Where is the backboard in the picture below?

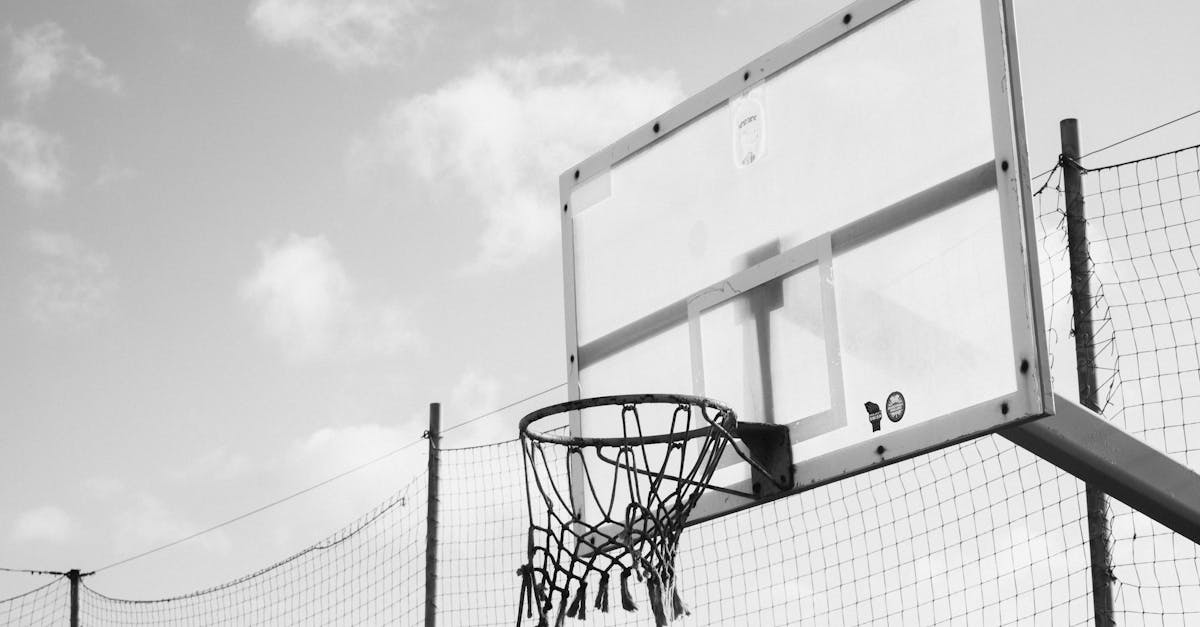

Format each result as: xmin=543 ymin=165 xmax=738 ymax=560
xmin=559 ymin=0 xmax=1051 ymax=524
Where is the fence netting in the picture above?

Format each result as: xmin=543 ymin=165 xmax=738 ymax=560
xmin=76 ymin=472 xmax=427 ymax=625
xmin=3 ymin=145 xmax=1200 ymax=625
xmin=0 ymin=577 xmax=68 ymax=626
xmin=1061 ymin=145 xmax=1200 ymax=625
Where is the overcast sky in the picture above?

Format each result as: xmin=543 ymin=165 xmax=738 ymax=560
xmin=3 ymin=0 xmax=1200 ymax=602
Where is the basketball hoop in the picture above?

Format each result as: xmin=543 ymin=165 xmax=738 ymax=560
xmin=516 ymin=394 xmax=789 ymax=626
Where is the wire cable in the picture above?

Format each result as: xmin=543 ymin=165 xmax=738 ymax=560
xmin=1080 ymin=107 xmax=1200 ymax=160
xmin=1032 ymin=106 xmax=1200 ymax=181
xmin=91 ymin=437 xmax=427 ymax=573
xmin=0 ymin=568 xmax=71 ymax=577
xmin=441 ymin=381 xmax=565 ymax=436
xmin=91 ymin=380 xmax=566 ymax=574
xmin=1082 ymin=141 xmax=1200 ymax=174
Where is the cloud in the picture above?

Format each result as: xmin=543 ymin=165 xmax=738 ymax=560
xmin=442 ymin=370 xmax=512 ymax=445
xmin=168 ymin=447 xmax=252 ymax=483
xmin=240 ymin=233 xmax=416 ymax=361
xmin=450 ymin=370 xmax=501 ymax=417
xmin=0 ymin=119 xmax=64 ymax=198
xmin=351 ymin=51 xmax=683 ymax=271
xmin=275 ymin=421 xmax=424 ymax=542
xmin=112 ymin=493 xmax=231 ymax=556
xmin=248 ymin=0 xmax=429 ymax=70
xmin=82 ymin=476 xmax=126 ymax=499
xmin=10 ymin=506 xmax=74 ymax=544
xmin=288 ymin=423 xmax=415 ymax=480
xmin=24 ymin=230 xmax=117 ymax=328
xmin=7 ymin=22 xmax=121 ymax=103
xmin=94 ymin=160 xmax=139 ymax=188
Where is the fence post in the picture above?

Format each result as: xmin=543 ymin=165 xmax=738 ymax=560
xmin=67 ymin=569 xmax=80 ymax=627
xmin=1061 ymin=118 xmax=1116 ymax=627
xmin=424 ymin=403 xmax=441 ymax=627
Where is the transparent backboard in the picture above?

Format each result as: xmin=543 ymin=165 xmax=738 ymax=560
xmin=560 ymin=0 xmax=1049 ymax=523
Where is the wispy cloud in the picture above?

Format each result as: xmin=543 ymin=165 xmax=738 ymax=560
xmin=240 ymin=233 xmax=416 ymax=361
xmin=6 ymin=22 xmax=121 ymax=104
xmin=450 ymin=370 xmax=501 ymax=417
xmin=350 ymin=51 xmax=682 ymax=271
xmin=0 ymin=119 xmax=63 ymax=198
xmin=248 ymin=0 xmax=430 ymax=70
xmin=272 ymin=421 xmax=423 ymax=544
xmin=94 ymin=160 xmax=139 ymax=188
xmin=112 ymin=493 xmax=231 ymax=557
xmin=168 ymin=447 xmax=253 ymax=483
xmin=10 ymin=505 xmax=74 ymax=544
xmin=24 ymin=229 xmax=117 ymax=328
xmin=443 ymin=369 xmax=512 ymax=444
xmin=82 ymin=476 xmax=126 ymax=499
xmin=0 ymin=24 xmax=119 ymax=201
xmin=287 ymin=423 xmax=414 ymax=481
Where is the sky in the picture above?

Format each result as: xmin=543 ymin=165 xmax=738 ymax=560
xmin=2 ymin=0 xmax=1200 ymax=603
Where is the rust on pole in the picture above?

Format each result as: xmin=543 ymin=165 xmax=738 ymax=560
xmin=424 ymin=403 xmax=441 ymax=627
xmin=1061 ymin=118 xmax=1116 ymax=627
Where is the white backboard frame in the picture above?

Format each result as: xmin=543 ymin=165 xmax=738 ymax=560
xmin=557 ymin=0 xmax=1051 ymax=525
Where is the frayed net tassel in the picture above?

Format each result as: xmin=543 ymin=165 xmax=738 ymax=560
xmin=671 ymin=587 xmax=690 ymax=619
xmin=566 ymin=581 xmax=587 ymax=620
xmin=646 ymin=577 xmax=668 ymax=627
xmin=516 ymin=565 xmax=533 ymax=621
xmin=531 ymin=577 xmax=549 ymax=626
xmin=595 ymin=572 xmax=610 ymax=613
xmin=553 ymin=599 xmax=567 ymax=627
xmin=620 ymin=569 xmax=638 ymax=612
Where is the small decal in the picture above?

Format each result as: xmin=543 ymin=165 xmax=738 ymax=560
xmin=731 ymin=84 xmax=766 ymax=168
xmin=886 ymin=391 xmax=906 ymax=423
xmin=864 ymin=401 xmax=882 ymax=432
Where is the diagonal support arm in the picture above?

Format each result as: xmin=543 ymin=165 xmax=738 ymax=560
xmin=1003 ymin=394 xmax=1200 ymax=545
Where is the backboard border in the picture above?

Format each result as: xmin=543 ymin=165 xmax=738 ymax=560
xmin=558 ymin=0 xmax=1053 ymax=523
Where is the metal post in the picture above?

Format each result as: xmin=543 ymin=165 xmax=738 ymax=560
xmin=1005 ymin=395 xmax=1200 ymax=546
xmin=1061 ymin=118 xmax=1115 ymax=627
xmin=424 ymin=403 xmax=441 ymax=627
xmin=67 ymin=569 xmax=80 ymax=627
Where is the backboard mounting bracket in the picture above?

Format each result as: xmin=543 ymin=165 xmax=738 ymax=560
xmin=736 ymin=422 xmax=794 ymax=497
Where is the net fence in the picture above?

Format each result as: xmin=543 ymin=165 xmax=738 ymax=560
xmin=76 ymin=473 xmax=426 ymax=625
xmin=0 ymin=577 xmax=69 ymax=626
xmin=3 ymin=145 xmax=1200 ymax=625
xmin=1062 ymin=145 xmax=1200 ymax=625
xmin=437 ymin=432 xmax=1095 ymax=626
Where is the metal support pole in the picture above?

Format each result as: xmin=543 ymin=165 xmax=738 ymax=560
xmin=67 ymin=569 xmax=80 ymax=627
xmin=1005 ymin=395 xmax=1200 ymax=546
xmin=424 ymin=403 xmax=441 ymax=627
xmin=1061 ymin=118 xmax=1115 ymax=627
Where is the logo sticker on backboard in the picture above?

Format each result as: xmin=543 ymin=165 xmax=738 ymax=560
xmin=731 ymin=84 xmax=766 ymax=168
xmin=865 ymin=401 xmax=883 ymax=432
xmin=886 ymin=391 xmax=906 ymax=423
